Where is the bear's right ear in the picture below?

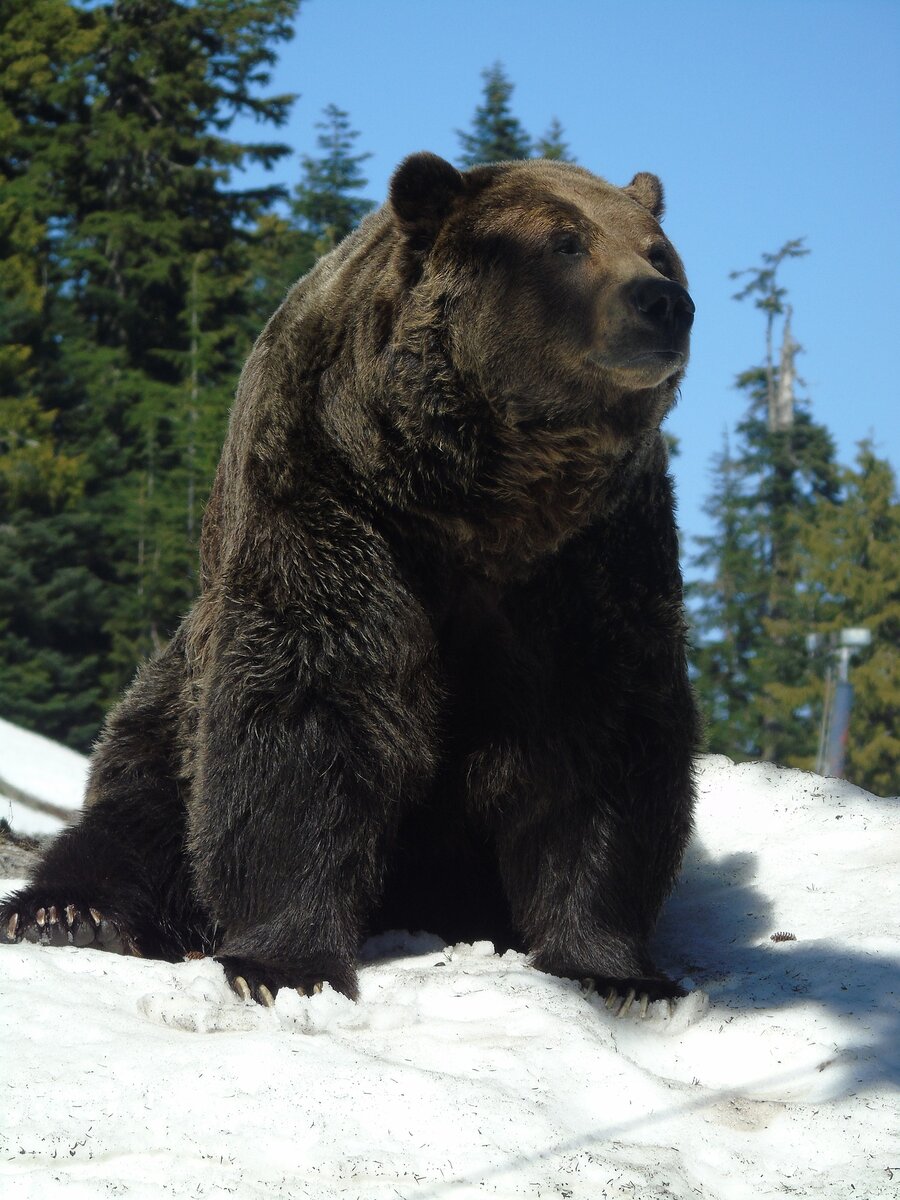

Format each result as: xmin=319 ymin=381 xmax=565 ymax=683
xmin=624 ymin=172 xmax=665 ymax=220
xmin=390 ymin=152 xmax=466 ymax=252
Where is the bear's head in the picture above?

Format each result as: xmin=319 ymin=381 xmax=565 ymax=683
xmin=222 ymin=152 xmax=695 ymax=576
xmin=388 ymin=152 xmax=693 ymax=438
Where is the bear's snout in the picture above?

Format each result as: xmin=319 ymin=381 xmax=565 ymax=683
xmin=629 ymin=277 xmax=695 ymax=341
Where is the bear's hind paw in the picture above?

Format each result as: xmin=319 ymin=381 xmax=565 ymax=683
xmin=1 ymin=894 xmax=141 ymax=956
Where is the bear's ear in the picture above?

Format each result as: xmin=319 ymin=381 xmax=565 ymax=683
xmin=624 ymin=172 xmax=665 ymax=220
xmin=390 ymin=152 xmax=466 ymax=251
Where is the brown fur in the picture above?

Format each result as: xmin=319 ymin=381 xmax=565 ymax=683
xmin=3 ymin=155 xmax=699 ymax=1006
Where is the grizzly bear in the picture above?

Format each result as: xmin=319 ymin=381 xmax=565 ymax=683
xmin=2 ymin=153 xmax=698 ymax=1012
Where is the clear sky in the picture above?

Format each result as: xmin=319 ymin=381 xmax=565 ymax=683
xmin=231 ymin=0 xmax=900 ymax=569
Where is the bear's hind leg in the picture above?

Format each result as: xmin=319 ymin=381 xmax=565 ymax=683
xmin=1 ymin=633 xmax=208 ymax=962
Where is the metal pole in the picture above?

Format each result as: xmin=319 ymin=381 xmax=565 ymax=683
xmin=816 ymin=663 xmax=834 ymax=776
xmin=823 ymin=680 xmax=853 ymax=778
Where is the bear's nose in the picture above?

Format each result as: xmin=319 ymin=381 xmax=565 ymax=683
xmin=630 ymin=278 xmax=695 ymax=334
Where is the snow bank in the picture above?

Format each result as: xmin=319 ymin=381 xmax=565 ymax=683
xmin=0 ymin=716 xmax=87 ymax=834
xmin=0 ymin=746 xmax=897 ymax=1198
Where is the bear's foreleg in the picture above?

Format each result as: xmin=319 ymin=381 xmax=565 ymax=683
xmin=188 ymin=616 xmax=436 ymax=1006
xmin=494 ymin=744 xmax=694 ymax=1006
xmin=484 ymin=457 xmax=698 ymax=1009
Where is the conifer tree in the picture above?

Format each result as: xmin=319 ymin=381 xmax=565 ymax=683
xmin=689 ymin=434 xmax=764 ymax=755
xmin=690 ymin=242 xmax=840 ymax=766
xmin=292 ymin=104 xmax=375 ymax=256
xmin=246 ymin=211 xmax=315 ymax=324
xmin=534 ymin=117 xmax=575 ymax=162
xmin=457 ymin=62 xmax=532 ymax=166
xmin=61 ymin=0 xmax=298 ymax=691
xmin=795 ymin=444 xmax=900 ymax=795
xmin=0 ymin=0 xmax=108 ymax=745
xmin=0 ymin=0 xmax=300 ymax=748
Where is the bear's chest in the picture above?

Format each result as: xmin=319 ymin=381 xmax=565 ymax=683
xmin=433 ymin=575 xmax=550 ymax=754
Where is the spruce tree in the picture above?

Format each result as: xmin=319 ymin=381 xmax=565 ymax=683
xmin=292 ymin=104 xmax=375 ymax=256
xmin=0 ymin=0 xmax=300 ymax=748
xmin=795 ymin=444 xmax=900 ymax=795
xmin=62 ymin=0 xmax=298 ymax=692
xmin=534 ymin=117 xmax=575 ymax=162
xmin=690 ymin=242 xmax=840 ymax=766
xmin=0 ymin=0 xmax=107 ymax=746
xmin=457 ymin=62 xmax=532 ymax=166
xmin=689 ymin=434 xmax=765 ymax=755
xmin=246 ymin=211 xmax=315 ymax=324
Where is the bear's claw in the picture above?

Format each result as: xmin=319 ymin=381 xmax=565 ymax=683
xmin=583 ymin=975 xmax=682 ymax=1018
xmin=220 ymin=953 xmax=355 ymax=1006
xmin=1 ymin=896 xmax=141 ymax=956
xmin=228 ymin=970 xmax=326 ymax=1006
xmin=232 ymin=975 xmax=252 ymax=1002
xmin=617 ymin=987 xmax=637 ymax=1017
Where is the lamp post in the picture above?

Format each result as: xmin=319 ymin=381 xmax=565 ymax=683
xmin=807 ymin=628 xmax=872 ymax=778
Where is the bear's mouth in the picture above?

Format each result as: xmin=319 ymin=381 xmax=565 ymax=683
xmin=624 ymin=349 xmax=685 ymax=368
xmin=588 ymin=347 xmax=687 ymax=385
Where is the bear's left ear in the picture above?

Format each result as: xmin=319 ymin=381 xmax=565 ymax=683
xmin=390 ymin=152 xmax=466 ymax=251
xmin=624 ymin=172 xmax=665 ymax=220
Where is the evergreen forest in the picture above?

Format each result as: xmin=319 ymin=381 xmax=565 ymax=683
xmin=1 ymin=6 xmax=896 ymax=794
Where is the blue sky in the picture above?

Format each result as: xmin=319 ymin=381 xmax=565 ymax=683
xmin=232 ymin=0 xmax=899 ymax=568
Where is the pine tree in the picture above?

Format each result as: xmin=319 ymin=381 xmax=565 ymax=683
xmin=795 ymin=444 xmax=900 ymax=795
xmin=292 ymin=104 xmax=375 ymax=256
xmin=690 ymin=242 xmax=840 ymax=766
xmin=689 ymin=433 xmax=765 ymax=755
xmin=0 ymin=0 xmax=301 ymax=748
xmin=534 ymin=118 xmax=575 ymax=162
xmin=457 ymin=62 xmax=532 ymax=166
xmin=246 ymin=211 xmax=315 ymax=324
xmin=59 ymin=0 xmax=299 ymax=691
xmin=0 ymin=0 xmax=107 ymax=746
xmin=0 ymin=0 xmax=92 ymax=506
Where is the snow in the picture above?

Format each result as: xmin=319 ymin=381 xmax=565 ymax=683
xmin=0 ymin=716 xmax=87 ymax=834
xmin=0 ymin=720 xmax=897 ymax=1199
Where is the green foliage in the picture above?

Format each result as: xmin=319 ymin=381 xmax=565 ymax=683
xmin=0 ymin=510 xmax=110 ymax=750
xmin=458 ymin=63 xmax=576 ymax=168
xmin=690 ymin=434 xmax=763 ymax=752
xmin=0 ymin=398 xmax=84 ymax=512
xmin=534 ymin=118 xmax=575 ymax=163
xmin=0 ymin=0 xmax=300 ymax=746
xmin=793 ymin=444 xmax=900 ymax=795
xmin=690 ymin=243 xmax=840 ymax=766
xmin=292 ymin=104 xmax=375 ymax=256
xmin=246 ymin=211 xmax=315 ymax=320
xmin=0 ymin=3 xmax=388 ymax=752
xmin=457 ymin=62 xmax=533 ymax=166
xmin=731 ymin=239 xmax=809 ymax=318
xmin=691 ymin=244 xmax=898 ymax=794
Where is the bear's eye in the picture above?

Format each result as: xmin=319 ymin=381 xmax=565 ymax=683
xmin=552 ymin=233 xmax=587 ymax=258
xmin=648 ymin=245 xmax=671 ymax=275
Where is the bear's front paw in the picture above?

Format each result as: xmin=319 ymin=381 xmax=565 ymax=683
xmin=0 ymin=892 xmax=141 ymax=956
xmin=583 ymin=974 xmax=685 ymax=1018
xmin=217 ymin=954 xmax=358 ymax=1007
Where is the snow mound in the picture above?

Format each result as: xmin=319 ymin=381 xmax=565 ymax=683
xmin=0 ymin=751 xmax=897 ymax=1198
xmin=0 ymin=716 xmax=88 ymax=833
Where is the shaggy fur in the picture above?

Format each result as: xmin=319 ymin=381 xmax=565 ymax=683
xmin=2 ymin=154 xmax=699 ymax=1005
